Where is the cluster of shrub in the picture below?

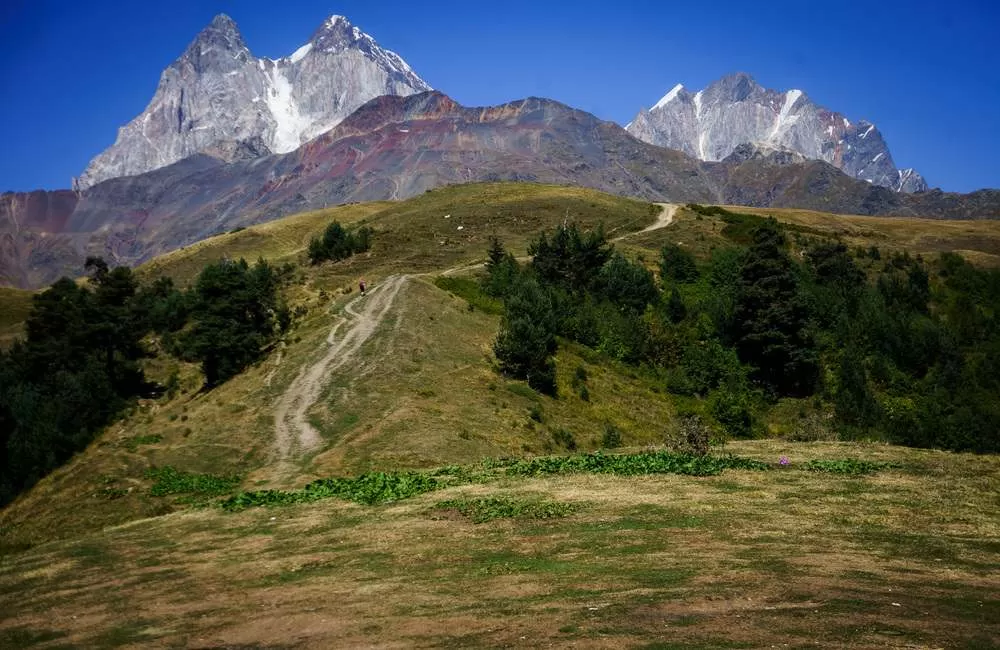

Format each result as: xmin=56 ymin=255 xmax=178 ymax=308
xmin=307 ymin=221 xmax=373 ymax=265
xmin=0 ymin=256 xmax=291 ymax=506
xmin=487 ymin=208 xmax=1000 ymax=455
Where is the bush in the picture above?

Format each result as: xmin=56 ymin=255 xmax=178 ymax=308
xmin=596 ymin=253 xmax=658 ymax=313
xmin=679 ymin=415 xmax=711 ymax=456
xmin=660 ymin=243 xmax=699 ymax=284
xmin=308 ymin=221 xmax=373 ymax=264
xmin=552 ymin=428 xmax=577 ymax=451
xmin=710 ymin=386 xmax=755 ymax=439
xmin=601 ymin=423 xmax=622 ymax=449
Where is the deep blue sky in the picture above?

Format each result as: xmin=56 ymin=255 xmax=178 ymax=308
xmin=1 ymin=0 xmax=997 ymax=192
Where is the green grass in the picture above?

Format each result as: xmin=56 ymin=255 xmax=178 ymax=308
xmin=433 ymin=275 xmax=503 ymax=314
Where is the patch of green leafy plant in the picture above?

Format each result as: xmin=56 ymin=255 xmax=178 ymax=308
xmin=435 ymin=496 xmax=580 ymax=523
xmin=503 ymin=450 xmax=768 ymax=477
xmin=221 ymin=470 xmax=440 ymax=511
xmin=221 ymin=450 xmax=770 ymax=513
xmin=146 ymin=466 xmax=241 ymax=497
xmin=803 ymin=459 xmax=895 ymax=475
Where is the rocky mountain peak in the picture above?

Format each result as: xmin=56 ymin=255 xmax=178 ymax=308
xmin=179 ymin=14 xmax=250 ymax=71
xmin=77 ymin=13 xmax=431 ymax=189
xmin=626 ymin=73 xmax=926 ymax=193
xmin=309 ymin=15 xmax=356 ymax=45
xmin=707 ymin=72 xmax=760 ymax=102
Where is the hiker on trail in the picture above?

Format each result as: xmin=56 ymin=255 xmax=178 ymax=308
xmin=359 ymin=278 xmax=367 ymax=296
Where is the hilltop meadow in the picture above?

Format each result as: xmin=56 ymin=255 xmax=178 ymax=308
xmin=1 ymin=183 xmax=998 ymax=649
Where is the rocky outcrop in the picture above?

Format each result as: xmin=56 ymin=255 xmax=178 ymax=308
xmin=627 ymin=73 xmax=927 ymax=193
xmin=77 ymin=14 xmax=430 ymax=189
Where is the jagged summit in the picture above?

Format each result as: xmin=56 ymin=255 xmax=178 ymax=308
xmin=77 ymin=13 xmax=431 ymax=189
xmin=627 ymin=73 xmax=927 ymax=193
xmin=178 ymin=13 xmax=251 ymax=72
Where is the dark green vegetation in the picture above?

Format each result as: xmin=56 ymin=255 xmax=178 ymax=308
xmin=488 ymin=207 xmax=1000 ymax=454
xmin=0 ymin=256 xmax=288 ymax=506
xmin=146 ymin=467 xmax=241 ymax=498
xmin=307 ymin=220 xmax=373 ymax=264
xmin=176 ymin=257 xmax=290 ymax=386
xmin=218 ymin=450 xmax=771 ymax=512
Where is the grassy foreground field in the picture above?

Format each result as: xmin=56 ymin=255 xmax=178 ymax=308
xmin=2 ymin=183 xmax=1000 ymax=648
xmin=1 ymin=441 xmax=997 ymax=649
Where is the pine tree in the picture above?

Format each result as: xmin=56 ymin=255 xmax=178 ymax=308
xmin=834 ymin=346 xmax=878 ymax=428
xmin=493 ymin=277 xmax=558 ymax=395
xmin=482 ymin=237 xmax=520 ymax=297
xmin=732 ymin=220 xmax=818 ymax=396
xmin=596 ymin=253 xmax=658 ymax=314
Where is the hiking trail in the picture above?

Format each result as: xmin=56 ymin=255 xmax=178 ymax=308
xmin=274 ymin=274 xmax=408 ymax=459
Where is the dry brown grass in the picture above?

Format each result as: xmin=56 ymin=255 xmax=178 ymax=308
xmin=1 ymin=441 xmax=996 ymax=649
xmin=725 ymin=204 xmax=1000 ymax=265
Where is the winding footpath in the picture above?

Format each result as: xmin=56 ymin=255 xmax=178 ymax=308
xmin=271 ymin=203 xmax=678 ymax=461
xmin=273 ymin=274 xmax=408 ymax=459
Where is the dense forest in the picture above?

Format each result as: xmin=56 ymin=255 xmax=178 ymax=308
xmin=0 ymin=257 xmax=289 ymax=506
xmin=488 ymin=207 xmax=1000 ymax=454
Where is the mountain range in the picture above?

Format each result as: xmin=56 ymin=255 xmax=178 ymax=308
xmin=626 ymin=73 xmax=926 ymax=193
xmin=1 ymin=14 xmax=998 ymax=289
xmin=77 ymin=14 xmax=430 ymax=189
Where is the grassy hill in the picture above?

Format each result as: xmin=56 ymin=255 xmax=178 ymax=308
xmin=2 ymin=182 xmax=998 ymax=649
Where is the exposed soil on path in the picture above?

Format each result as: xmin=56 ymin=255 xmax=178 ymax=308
xmin=273 ymin=275 xmax=408 ymax=462
xmin=633 ymin=202 xmax=678 ymax=236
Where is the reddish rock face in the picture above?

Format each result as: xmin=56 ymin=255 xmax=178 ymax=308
xmin=0 ymin=191 xmax=81 ymax=287
xmin=0 ymin=190 xmax=78 ymax=233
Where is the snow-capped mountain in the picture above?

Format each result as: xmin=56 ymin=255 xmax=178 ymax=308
xmin=77 ymin=14 xmax=430 ymax=189
xmin=626 ymin=73 xmax=927 ymax=193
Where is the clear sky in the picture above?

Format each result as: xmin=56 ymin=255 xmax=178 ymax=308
xmin=1 ymin=0 xmax=998 ymax=192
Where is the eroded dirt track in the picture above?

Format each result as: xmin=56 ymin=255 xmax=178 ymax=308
xmin=274 ymin=275 xmax=408 ymax=459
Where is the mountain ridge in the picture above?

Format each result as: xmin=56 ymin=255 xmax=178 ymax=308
xmin=3 ymin=91 xmax=998 ymax=289
xmin=76 ymin=13 xmax=431 ymax=189
xmin=627 ymin=72 xmax=927 ymax=193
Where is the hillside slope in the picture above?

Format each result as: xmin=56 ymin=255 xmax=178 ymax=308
xmin=5 ymin=182 xmax=1000 ymax=545
xmin=0 ymin=184 xmax=662 ymax=544
xmin=2 ymin=183 xmax=999 ymax=649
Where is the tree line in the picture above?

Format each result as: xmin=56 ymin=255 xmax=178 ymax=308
xmin=0 ymin=256 xmax=289 ymax=506
xmin=487 ymin=209 xmax=1000 ymax=454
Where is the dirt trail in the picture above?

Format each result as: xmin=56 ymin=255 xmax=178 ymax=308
xmin=274 ymin=275 xmax=408 ymax=459
xmin=642 ymin=202 xmax=678 ymax=232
